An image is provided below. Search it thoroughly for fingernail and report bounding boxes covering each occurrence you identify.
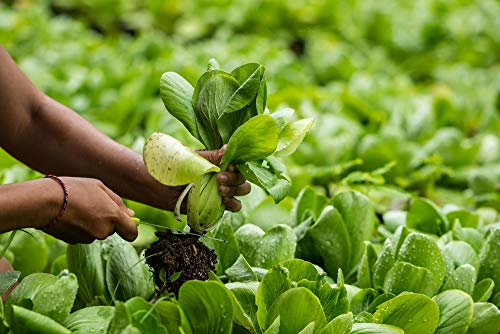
[220,186,229,194]
[128,208,135,216]
[218,174,228,183]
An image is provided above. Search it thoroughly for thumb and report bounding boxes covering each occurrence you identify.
[197,145,226,166]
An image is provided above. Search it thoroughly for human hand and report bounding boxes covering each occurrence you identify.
[197,146,251,212]
[41,177,138,244]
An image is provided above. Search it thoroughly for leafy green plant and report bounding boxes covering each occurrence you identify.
[143,60,313,233]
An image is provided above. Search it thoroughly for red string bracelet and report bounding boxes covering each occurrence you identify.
[44,175,68,229]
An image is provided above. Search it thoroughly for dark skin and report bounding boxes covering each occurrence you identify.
[0,46,251,244]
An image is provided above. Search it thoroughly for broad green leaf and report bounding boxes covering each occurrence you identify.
[106,243,154,302]
[264,316,280,334]
[195,73,240,149]
[225,255,258,282]
[11,305,71,334]
[478,226,500,296]
[290,186,328,227]
[472,278,494,302]
[467,302,500,334]
[356,242,378,289]
[382,210,407,233]
[433,290,473,334]
[225,63,264,114]
[396,232,446,294]
[155,301,183,334]
[300,206,351,277]
[256,266,291,329]
[351,323,404,333]
[192,69,230,109]
[350,288,381,315]
[178,280,233,334]
[205,215,240,275]
[320,312,353,334]
[3,230,48,279]
[280,259,322,282]
[143,132,219,186]
[128,301,168,334]
[108,302,132,334]
[220,115,279,170]
[160,72,199,139]
[265,287,326,333]
[372,239,395,288]
[298,322,316,334]
[407,197,448,235]
[50,255,67,276]
[243,195,292,231]
[442,264,477,295]
[446,210,480,228]
[31,273,78,323]
[8,272,78,324]
[235,224,264,264]
[442,241,480,269]
[0,271,20,295]
[63,306,114,334]
[297,280,349,321]
[252,224,297,269]
[373,292,440,334]
[332,191,374,274]
[226,282,260,333]
[237,159,291,203]
[270,107,295,132]
[274,118,314,157]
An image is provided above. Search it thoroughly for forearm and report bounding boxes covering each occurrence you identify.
[0,179,61,232]
[0,46,179,211]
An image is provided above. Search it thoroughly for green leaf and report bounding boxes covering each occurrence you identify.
[407,197,448,235]
[3,230,48,279]
[274,118,314,157]
[472,278,495,302]
[63,306,114,334]
[290,186,328,227]
[8,273,78,324]
[11,305,71,334]
[264,316,280,334]
[0,271,20,295]
[205,215,240,274]
[105,242,154,302]
[226,282,260,333]
[332,191,374,275]
[320,312,353,334]
[467,302,500,334]
[107,302,133,334]
[195,73,240,149]
[235,224,264,264]
[396,232,446,295]
[445,210,480,228]
[442,241,480,269]
[432,290,473,334]
[160,72,199,140]
[298,322,316,334]
[297,280,350,321]
[252,224,297,269]
[280,259,322,282]
[265,287,326,333]
[478,226,500,296]
[225,63,264,114]
[256,266,291,330]
[225,255,258,282]
[356,242,378,289]
[178,280,233,334]
[373,292,440,334]
[442,264,477,295]
[155,301,183,334]
[299,205,351,277]
[220,115,279,170]
[372,239,395,288]
[143,132,219,186]
[351,323,404,333]
[237,159,291,203]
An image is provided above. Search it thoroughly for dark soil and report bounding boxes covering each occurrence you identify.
[145,230,217,296]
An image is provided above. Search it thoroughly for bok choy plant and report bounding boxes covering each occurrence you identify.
[144,59,313,233]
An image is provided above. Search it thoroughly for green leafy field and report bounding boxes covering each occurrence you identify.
[0,0,499,333]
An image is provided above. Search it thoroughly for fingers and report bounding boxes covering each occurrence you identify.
[98,182,134,216]
[197,145,225,166]
[219,182,251,197]
[113,209,138,242]
[223,196,242,212]
[217,170,246,186]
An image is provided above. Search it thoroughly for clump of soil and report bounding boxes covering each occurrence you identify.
[145,230,217,296]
